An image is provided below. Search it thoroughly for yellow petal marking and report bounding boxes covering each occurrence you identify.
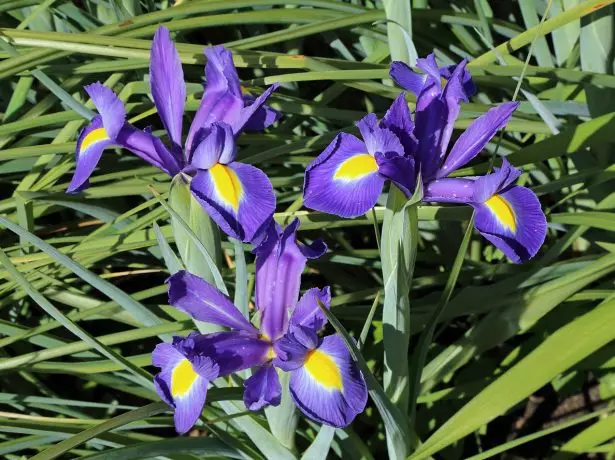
[304,349,343,390]
[80,127,109,152]
[334,154,378,181]
[485,194,517,233]
[210,163,243,212]
[171,358,199,398]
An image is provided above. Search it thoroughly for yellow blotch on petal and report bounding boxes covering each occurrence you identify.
[485,194,517,233]
[334,154,378,181]
[171,359,199,398]
[266,346,277,361]
[80,128,109,152]
[210,163,244,212]
[304,349,343,391]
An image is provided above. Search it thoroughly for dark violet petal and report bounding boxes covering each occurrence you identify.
[84,82,126,139]
[389,61,428,96]
[193,330,271,376]
[356,113,405,158]
[375,151,416,197]
[241,93,281,131]
[439,64,477,97]
[190,123,237,169]
[438,102,519,178]
[167,270,255,332]
[423,177,476,204]
[273,332,310,372]
[381,93,417,155]
[243,364,282,411]
[185,45,244,153]
[290,286,331,332]
[471,159,522,203]
[67,116,113,193]
[232,84,279,135]
[191,354,220,381]
[416,53,442,90]
[288,334,367,428]
[150,26,185,149]
[303,133,385,218]
[190,161,275,242]
[413,96,446,180]
[117,124,182,174]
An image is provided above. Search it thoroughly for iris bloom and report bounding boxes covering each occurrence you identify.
[303,54,546,263]
[153,219,368,433]
[67,26,279,242]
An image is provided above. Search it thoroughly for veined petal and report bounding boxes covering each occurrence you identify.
[190,161,275,242]
[381,93,417,155]
[290,286,331,332]
[375,151,416,197]
[303,133,385,218]
[190,123,236,169]
[67,117,114,193]
[355,113,405,157]
[438,102,519,178]
[241,93,281,131]
[152,340,219,434]
[150,26,185,149]
[423,177,475,203]
[243,364,282,411]
[185,45,243,153]
[193,330,272,375]
[253,219,325,340]
[289,334,367,428]
[474,185,546,263]
[167,271,255,331]
[84,82,126,139]
[232,84,279,135]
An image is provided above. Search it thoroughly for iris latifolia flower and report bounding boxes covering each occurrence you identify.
[304,54,546,263]
[153,219,368,433]
[67,26,279,242]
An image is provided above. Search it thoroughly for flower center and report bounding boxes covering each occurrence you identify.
[304,349,343,390]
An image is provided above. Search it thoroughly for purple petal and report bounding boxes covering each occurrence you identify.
[416,53,442,91]
[375,151,416,197]
[474,185,546,263]
[472,159,522,203]
[232,84,279,135]
[167,271,255,332]
[243,364,282,411]
[273,324,319,371]
[84,82,126,139]
[67,117,113,193]
[185,45,243,153]
[389,61,428,96]
[423,177,476,203]
[438,102,519,178]
[439,64,477,98]
[190,123,236,169]
[150,26,185,149]
[290,287,331,332]
[289,334,367,428]
[303,133,385,218]
[194,330,271,376]
[242,93,281,131]
[117,125,182,175]
[190,161,276,242]
[355,113,405,157]
[381,93,417,155]
[253,219,312,340]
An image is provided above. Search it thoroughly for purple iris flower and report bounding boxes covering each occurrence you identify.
[153,219,368,433]
[303,53,547,263]
[67,26,280,242]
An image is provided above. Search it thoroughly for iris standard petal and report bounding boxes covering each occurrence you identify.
[185,45,244,153]
[471,159,521,203]
[67,116,114,193]
[254,219,321,340]
[152,342,219,434]
[150,26,185,149]
[84,82,126,139]
[241,93,281,131]
[355,113,405,158]
[190,161,275,242]
[290,286,331,333]
[190,123,237,169]
[439,64,477,97]
[232,84,279,135]
[474,185,547,263]
[289,334,367,428]
[243,364,282,411]
[193,330,272,375]
[423,177,476,203]
[389,61,428,96]
[375,151,416,197]
[438,102,519,178]
[303,133,386,218]
[167,270,255,332]
[381,93,417,155]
